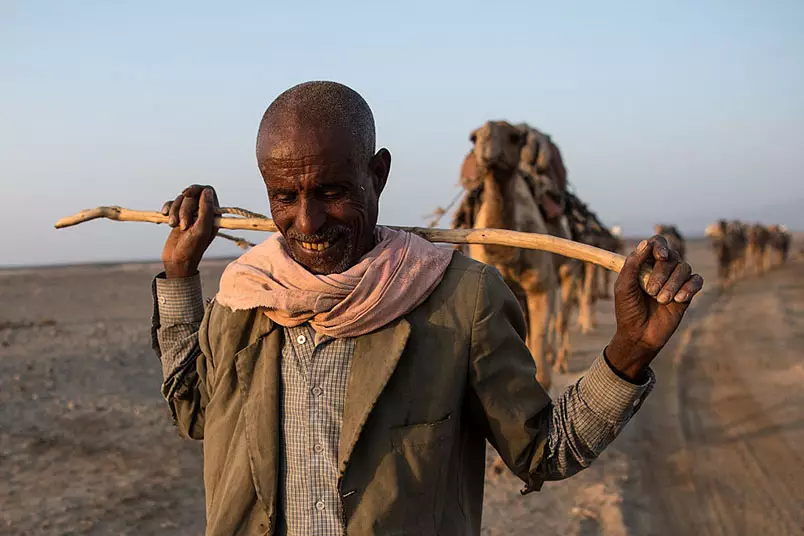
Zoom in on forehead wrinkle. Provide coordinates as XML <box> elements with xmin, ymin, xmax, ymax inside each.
<box><xmin>260</xmin><ymin>150</ymin><xmax>358</xmax><ymax>175</ymax></box>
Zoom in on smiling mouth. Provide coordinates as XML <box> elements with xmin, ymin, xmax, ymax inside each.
<box><xmin>299</xmin><ymin>241</ymin><xmax>333</xmax><ymax>252</ymax></box>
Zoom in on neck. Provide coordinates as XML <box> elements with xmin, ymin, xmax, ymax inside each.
<box><xmin>483</xmin><ymin>168</ymin><xmax>516</xmax><ymax>229</ymax></box>
<box><xmin>479</xmin><ymin>168</ymin><xmax>518</xmax><ymax>263</ymax></box>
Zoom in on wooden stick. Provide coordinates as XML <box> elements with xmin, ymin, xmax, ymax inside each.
<box><xmin>54</xmin><ymin>205</ymin><xmax>649</xmax><ymax>286</ymax></box>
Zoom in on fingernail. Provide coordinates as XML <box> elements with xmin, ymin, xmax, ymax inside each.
<box><xmin>638</xmin><ymin>240</ymin><xmax>648</xmax><ymax>253</ymax></box>
<box><xmin>658</xmin><ymin>290</ymin><xmax>672</xmax><ymax>303</ymax></box>
<box><xmin>658</xmin><ymin>248</ymin><xmax>669</xmax><ymax>260</ymax></box>
<box><xmin>674</xmin><ymin>292</ymin><xmax>689</xmax><ymax>303</ymax></box>
<box><xmin>648</xmin><ymin>283</ymin><xmax>660</xmax><ymax>295</ymax></box>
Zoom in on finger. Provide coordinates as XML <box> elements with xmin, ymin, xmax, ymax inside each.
<box><xmin>179</xmin><ymin>194</ymin><xmax>199</xmax><ymax>231</ymax></box>
<box><xmin>203</xmin><ymin>185</ymin><xmax>219</xmax><ymax>206</ymax></box>
<box><xmin>195</xmin><ymin>188</ymin><xmax>218</xmax><ymax>238</ymax></box>
<box><xmin>182</xmin><ymin>184</ymin><xmax>205</xmax><ymax>197</ymax></box>
<box><xmin>673</xmin><ymin>274</ymin><xmax>705</xmax><ymax>303</ymax></box>
<box><xmin>646</xmin><ymin>248</ymin><xmax>679</xmax><ymax>297</ymax></box>
<box><xmin>161</xmin><ymin>201</ymin><xmax>173</xmax><ymax>216</ymax></box>
<box><xmin>618</xmin><ymin>239</ymin><xmax>654</xmax><ymax>283</ymax></box>
<box><xmin>168</xmin><ymin>194</ymin><xmax>184</xmax><ymax>227</ymax></box>
<box><xmin>657</xmin><ymin>261</ymin><xmax>692</xmax><ymax>304</ymax></box>
<box><xmin>650</xmin><ymin>235</ymin><xmax>670</xmax><ymax>262</ymax></box>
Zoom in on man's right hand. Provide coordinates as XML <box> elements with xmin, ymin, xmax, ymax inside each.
<box><xmin>161</xmin><ymin>184</ymin><xmax>219</xmax><ymax>279</ymax></box>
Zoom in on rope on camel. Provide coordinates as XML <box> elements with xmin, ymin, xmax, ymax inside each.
<box><xmin>54</xmin><ymin>204</ymin><xmax>652</xmax><ymax>289</ymax></box>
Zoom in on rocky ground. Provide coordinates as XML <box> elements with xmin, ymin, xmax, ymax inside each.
<box><xmin>1</xmin><ymin>240</ymin><xmax>802</xmax><ymax>535</ymax></box>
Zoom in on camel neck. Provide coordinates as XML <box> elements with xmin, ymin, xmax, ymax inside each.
<box><xmin>482</xmin><ymin>169</ymin><xmax>516</xmax><ymax>230</ymax></box>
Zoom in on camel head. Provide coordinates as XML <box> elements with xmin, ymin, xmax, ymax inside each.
<box><xmin>705</xmin><ymin>220</ymin><xmax>727</xmax><ymax>238</ymax></box>
<box><xmin>469</xmin><ymin>121</ymin><xmax>525</xmax><ymax>175</ymax></box>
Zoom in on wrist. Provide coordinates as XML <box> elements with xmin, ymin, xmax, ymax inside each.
<box><xmin>163</xmin><ymin>262</ymin><xmax>197</xmax><ymax>279</ymax></box>
<box><xmin>606</xmin><ymin>332</ymin><xmax>657</xmax><ymax>382</ymax></box>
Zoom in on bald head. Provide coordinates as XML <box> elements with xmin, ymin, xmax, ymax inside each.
<box><xmin>255</xmin><ymin>81</ymin><xmax>391</xmax><ymax>275</ymax></box>
<box><xmin>257</xmin><ymin>81</ymin><xmax>376</xmax><ymax>165</ymax></box>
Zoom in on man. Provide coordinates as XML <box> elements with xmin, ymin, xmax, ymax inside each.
<box><xmin>152</xmin><ymin>81</ymin><xmax>703</xmax><ymax>535</ymax></box>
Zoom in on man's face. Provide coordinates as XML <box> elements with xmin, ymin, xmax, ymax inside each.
<box><xmin>258</xmin><ymin>128</ymin><xmax>389</xmax><ymax>275</ymax></box>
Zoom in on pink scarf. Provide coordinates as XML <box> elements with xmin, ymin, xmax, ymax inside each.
<box><xmin>215</xmin><ymin>226</ymin><xmax>454</xmax><ymax>338</ymax></box>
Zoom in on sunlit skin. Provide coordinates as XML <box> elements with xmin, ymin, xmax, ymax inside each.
<box><xmin>257</xmin><ymin>124</ymin><xmax>391</xmax><ymax>275</ymax></box>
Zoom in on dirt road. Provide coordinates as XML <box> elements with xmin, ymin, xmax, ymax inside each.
<box><xmin>621</xmin><ymin>260</ymin><xmax>804</xmax><ymax>535</ymax></box>
<box><xmin>1</xmin><ymin>244</ymin><xmax>802</xmax><ymax>535</ymax></box>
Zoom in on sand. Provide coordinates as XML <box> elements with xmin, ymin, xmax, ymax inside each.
<box><xmin>1</xmin><ymin>240</ymin><xmax>802</xmax><ymax>535</ymax></box>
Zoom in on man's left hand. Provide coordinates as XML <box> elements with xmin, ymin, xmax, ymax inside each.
<box><xmin>606</xmin><ymin>235</ymin><xmax>704</xmax><ymax>381</ymax></box>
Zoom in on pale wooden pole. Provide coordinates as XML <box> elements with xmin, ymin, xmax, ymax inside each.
<box><xmin>54</xmin><ymin>205</ymin><xmax>649</xmax><ymax>287</ymax></box>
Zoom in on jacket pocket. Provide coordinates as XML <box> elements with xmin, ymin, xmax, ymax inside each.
<box><xmin>390</xmin><ymin>413</ymin><xmax>454</xmax><ymax>451</ymax></box>
<box><xmin>388</xmin><ymin>414</ymin><xmax>456</xmax><ymax>534</ymax></box>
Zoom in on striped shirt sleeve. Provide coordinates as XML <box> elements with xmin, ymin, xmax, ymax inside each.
<box><xmin>150</xmin><ymin>272</ymin><xmax>206</xmax><ymax>399</ymax></box>
<box><xmin>539</xmin><ymin>352</ymin><xmax>654</xmax><ymax>486</ymax></box>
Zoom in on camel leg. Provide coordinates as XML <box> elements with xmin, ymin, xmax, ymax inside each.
<box><xmin>544</xmin><ymin>290</ymin><xmax>561</xmax><ymax>367</ymax></box>
<box><xmin>579</xmin><ymin>263</ymin><xmax>596</xmax><ymax>335</ymax></box>
<box><xmin>601</xmin><ymin>268</ymin><xmax>613</xmax><ymax>300</ymax></box>
<box><xmin>553</xmin><ymin>266</ymin><xmax>578</xmax><ymax>374</ymax></box>
<box><xmin>522</xmin><ymin>281</ymin><xmax>554</xmax><ymax>391</ymax></box>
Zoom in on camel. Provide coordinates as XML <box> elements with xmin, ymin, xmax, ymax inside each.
<box><xmin>705</xmin><ymin>219</ymin><xmax>747</xmax><ymax>290</ymax></box>
<box><xmin>726</xmin><ymin>220</ymin><xmax>748</xmax><ymax>280</ymax></box>
<box><xmin>747</xmin><ymin>223</ymin><xmax>771</xmax><ymax>275</ymax></box>
<box><xmin>452</xmin><ymin>120</ymin><xmax>558</xmax><ymax>390</ymax></box>
<box><xmin>654</xmin><ymin>224</ymin><xmax>686</xmax><ymax>261</ymax></box>
<box><xmin>513</xmin><ymin>123</ymin><xmax>581</xmax><ymax>373</ymax></box>
<box><xmin>513</xmin><ymin>124</ymin><xmax>618</xmax><ymax>370</ymax></box>
<box><xmin>767</xmin><ymin>225</ymin><xmax>791</xmax><ymax>267</ymax></box>
<box><xmin>562</xmin><ymin>194</ymin><xmax>612</xmax><ymax>336</ymax></box>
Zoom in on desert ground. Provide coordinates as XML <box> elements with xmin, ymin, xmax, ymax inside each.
<box><xmin>1</xmin><ymin>238</ymin><xmax>802</xmax><ymax>535</ymax></box>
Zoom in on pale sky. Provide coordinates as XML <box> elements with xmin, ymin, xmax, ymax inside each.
<box><xmin>2</xmin><ymin>0</ymin><xmax>803</xmax><ymax>267</ymax></box>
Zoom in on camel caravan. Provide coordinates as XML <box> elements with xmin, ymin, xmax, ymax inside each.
<box><xmin>705</xmin><ymin>220</ymin><xmax>792</xmax><ymax>290</ymax></box>
<box><xmin>450</xmin><ymin>121</ymin><xmax>622</xmax><ymax>390</ymax></box>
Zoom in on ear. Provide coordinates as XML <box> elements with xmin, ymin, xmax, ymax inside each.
<box><xmin>369</xmin><ymin>148</ymin><xmax>391</xmax><ymax>195</ymax></box>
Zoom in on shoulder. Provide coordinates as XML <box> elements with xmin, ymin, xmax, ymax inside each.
<box><xmin>431</xmin><ymin>251</ymin><xmax>488</xmax><ymax>301</ymax></box>
<box><xmin>413</xmin><ymin>251</ymin><xmax>511</xmax><ymax>323</ymax></box>
<box><xmin>441</xmin><ymin>252</ymin><xmax>508</xmax><ymax>296</ymax></box>
<box><xmin>201</xmin><ymin>299</ymin><xmax>276</xmax><ymax>351</ymax></box>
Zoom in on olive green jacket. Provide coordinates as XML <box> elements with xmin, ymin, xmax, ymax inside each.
<box><xmin>168</xmin><ymin>255</ymin><xmax>560</xmax><ymax>534</ymax></box>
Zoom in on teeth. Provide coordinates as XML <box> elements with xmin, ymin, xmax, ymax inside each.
<box><xmin>300</xmin><ymin>241</ymin><xmax>330</xmax><ymax>251</ymax></box>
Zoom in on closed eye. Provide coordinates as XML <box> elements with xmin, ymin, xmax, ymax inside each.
<box><xmin>270</xmin><ymin>189</ymin><xmax>298</xmax><ymax>204</ymax></box>
<box><xmin>318</xmin><ymin>185</ymin><xmax>348</xmax><ymax>199</ymax></box>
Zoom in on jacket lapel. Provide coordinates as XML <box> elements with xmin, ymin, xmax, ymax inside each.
<box><xmin>234</xmin><ymin>314</ymin><xmax>282</xmax><ymax>520</ymax></box>
<box><xmin>338</xmin><ymin>318</ymin><xmax>411</xmax><ymax>473</ymax></box>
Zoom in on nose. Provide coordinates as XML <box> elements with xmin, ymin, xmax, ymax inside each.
<box><xmin>294</xmin><ymin>196</ymin><xmax>326</xmax><ymax>237</ymax></box>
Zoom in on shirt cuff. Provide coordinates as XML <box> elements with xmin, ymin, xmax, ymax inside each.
<box><xmin>577</xmin><ymin>353</ymin><xmax>655</xmax><ymax>426</ymax></box>
<box><xmin>154</xmin><ymin>272</ymin><xmax>205</xmax><ymax>324</ymax></box>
